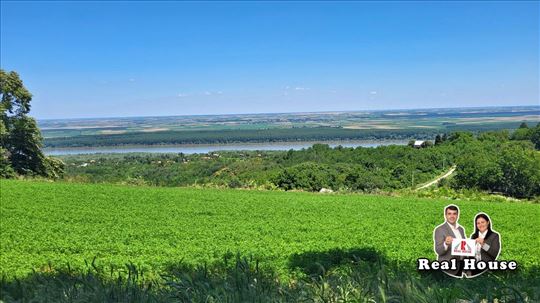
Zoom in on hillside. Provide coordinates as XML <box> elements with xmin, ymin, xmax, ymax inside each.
<box><xmin>2</xmin><ymin>179</ymin><xmax>539</xmax><ymax>278</ymax></box>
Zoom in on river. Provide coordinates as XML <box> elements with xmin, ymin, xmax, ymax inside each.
<box><xmin>43</xmin><ymin>140</ymin><xmax>409</xmax><ymax>156</ymax></box>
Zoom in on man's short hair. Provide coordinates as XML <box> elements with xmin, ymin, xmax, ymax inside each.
<box><xmin>445</xmin><ymin>205</ymin><xmax>459</xmax><ymax>214</ymax></box>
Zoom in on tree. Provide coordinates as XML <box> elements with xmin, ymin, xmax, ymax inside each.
<box><xmin>498</xmin><ymin>145</ymin><xmax>540</xmax><ymax>198</ymax></box>
<box><xmin>453</xmin><ymin>151</ymin><xmax>502</xmax><ymax>192</ymax></box>
<box><xmin>273</xmin><ymin>162</ymin><xmax>336</xmax><ymax>191</ymax></box>
<box><xmin>434</xmin><ymin>134</ymin><xmax>442</xmax><ymax>145</ymax></box>
<box><xmin>447</xmin><ymin>131</ymin><xmax>474</xmax><ymax>144</ymax></box>
<box><xmin>8</xmin><ymin>116</ymin><xmax>47</xmax><ymax>175</ymax></box>
<box><xmin>530</xmin><ymin>124</ymin><xmax>540</xmax><ymax>150</ymax></box>
<box><xmin>452</xmin><ymin>142</ymin><xmax>540</xmax><ymax>198</ymax></box>
<box><xmin>0</xmin><ymin>116</ymin><xmax>14</xmax><ymax>177</ymax></box>
<box><xmin>0</xmin><ymin>69</ymin><xmax>64</xmax><ymax>178</ymax></box>
<box><xmin>519</xmin><ymin>122</ymin><xmax>529</xmax><ymax>129</ymax></box>
<box><xmin>478</xmin><ymin>130</ymin><xmax>510</xmax><ymax>142</ymax></box>
<box><xmin>421</xmin><ymin>141</ymin><xmax>433</xmax><ymax>148</ymax></box>
<box><xmin>511</xmin><ymin>128</ymin><xmax>532</xmax><ymax>141</ymax></box>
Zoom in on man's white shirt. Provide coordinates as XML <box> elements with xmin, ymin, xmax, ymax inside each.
<box><xmin>443</xmin><ymin>222</ymin><xmax>463</xmax><ymax>250</ymax></box>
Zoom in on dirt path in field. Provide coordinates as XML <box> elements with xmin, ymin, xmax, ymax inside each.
<box><xmin>416</xmin><ymin>165</ymin><xmax>456</xmax><ymax>190</ymax></box>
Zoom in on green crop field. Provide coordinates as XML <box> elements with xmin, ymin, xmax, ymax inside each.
<box><xmin>1</xmin><ymin>179</ymin><xmax>539</xmax><ymax>280</ymax></box>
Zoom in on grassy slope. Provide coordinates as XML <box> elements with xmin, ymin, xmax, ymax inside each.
<box><xmin>1</xmin><ymin>179</ymin><xmax>539</xmax><ymax>279</ymax></box>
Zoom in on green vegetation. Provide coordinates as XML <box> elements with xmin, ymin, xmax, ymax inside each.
<box><xmin>60</xmin><ymin>143</ymin><xmax>454</xmax><ymax>192</ymax></box>
<box><xmin>59</xmin><ymin>126</ymin><xmax>540</xmax><ymax>199</ymax></box>
<box><xmin>44</xmin><ymin>127</ymin><xmax>441</xmax><ymax>148</ymax></box>
<box><xmin>0</xmin><ymin>70</ymin><xmax>64</xmax><ymax>178</ymax></box>
<box><xmin>511</xmin><ymin>122</ymin><xmax>540</xmax><ymax>149</ymax></box>
<box><xmin>1</xmin><ymin>180</ymin><xmax>539</xmax><ymax>301</ymax></box>
<box><xmin>2</xmin><ymin>179</ymin><xmax>539</xmax><ymax>275</ymax></box>
<box><xmin>1</xmin><ymin>71</ymin><xmax>539</xmax><ymax>301</ymax></box>
<box><xmin>3</xmin><ymin>254</ymin><xmax>539</xmax><ymax>302</ymax></box>
<box><xmin>43</xmin><ymin>121</ymin><xmax>539</xmax><ymax>148</ymax></box>
<box><xmin>3</xmin><ymin>124</ymin><xmax>540</xmax><ymax>301</ymax></box>
<box><xmin>448</xmin><ymin>127</ymin><xmax>540</xmax><ymax>198</ymax></box>
<box><xmin>453</xmin><ymin>141</ymin><xmax>540</xmax><ymax>198</ymax></box>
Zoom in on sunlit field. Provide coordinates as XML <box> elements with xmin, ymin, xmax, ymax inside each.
<box><xmin>2</xmin><ymin>179</ymin><xmax>539</xmax><ymax>278</ymax></box>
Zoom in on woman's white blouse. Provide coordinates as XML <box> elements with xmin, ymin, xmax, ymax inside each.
<box><xmin>475</xmin><ymin>231</ymin><xmax>488</xmax><ymax>261</ymax></box>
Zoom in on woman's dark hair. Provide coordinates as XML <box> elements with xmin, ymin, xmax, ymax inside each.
<box><xmin>471</xmin><ymin>213</ymin><xmax>493</xmax><ymax>240</ymax></box>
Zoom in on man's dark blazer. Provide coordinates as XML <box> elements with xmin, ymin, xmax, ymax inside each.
<box><xmin>433</xmin><ymin>222</ymin><xmax>466</xmax><ymax>276</ymax></box>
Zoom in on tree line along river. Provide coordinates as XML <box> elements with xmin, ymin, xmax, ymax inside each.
<box><xmin>43</xmin><ymin>140</ymin><xmax>409</xmax><ymax>155</ymax></box>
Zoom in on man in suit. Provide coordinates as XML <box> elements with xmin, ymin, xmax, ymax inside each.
<box><xmin>433</xmin><ymin>204</ymin><xmax>466</xmax><ymax>277</ymax></box>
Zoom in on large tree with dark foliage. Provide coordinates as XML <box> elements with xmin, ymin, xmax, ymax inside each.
<box><xmin>0</xmin><ymin>70</ymin><xmax>64</xmax><ymax>178</ymax></box>
<box><xmin>530</xmin><ymin>123</ymin><xmax>540</xmax><ymax>150</ymax></box>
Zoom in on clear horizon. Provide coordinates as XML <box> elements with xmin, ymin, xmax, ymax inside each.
<box><xmin>2</xmin><ymin>1</ymin><xmax>539</xmax><ymax>119</ymax></box>
<box><xmin>35</xmin><ymin>104</ymin><xmax>540</xmax><ymax>122</ymax></box>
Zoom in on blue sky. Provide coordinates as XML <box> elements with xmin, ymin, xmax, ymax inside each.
<box><xmin>1</xmin><ymin>1</ymin><xmax>538</xmax><ymax>119</ymax></box>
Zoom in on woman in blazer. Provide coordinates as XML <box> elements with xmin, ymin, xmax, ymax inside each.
<box><xmin>468</xmin><ymin>213</ymin><xmax>501</xmax><ymax>277</ymax></box>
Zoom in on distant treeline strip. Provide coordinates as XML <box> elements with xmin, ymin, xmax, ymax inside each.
<box><xmin>43</xmin><ymin>124</ymin><xmax>525</xmax><ymax>148</ymax></box>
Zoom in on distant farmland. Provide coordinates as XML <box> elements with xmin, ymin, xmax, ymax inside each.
<box><xmin>40</xmin><ymin>106</ymin><xmax>540</xmax><ymax>147</ymax></box>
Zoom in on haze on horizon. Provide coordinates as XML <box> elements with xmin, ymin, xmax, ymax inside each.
<box><xmin>33</xmin><ymin>105</ymin><xmax>540</xmax><ymax>123</ymax></box>
<box><xmin>1</xmin><ymin>1</ymin><xmax>538</xmax><ymax>120</ymax></box>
